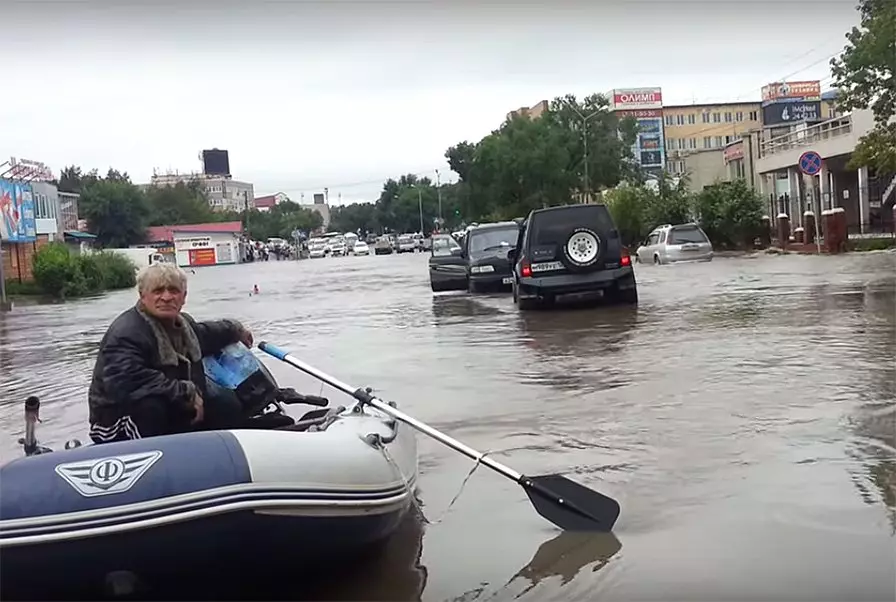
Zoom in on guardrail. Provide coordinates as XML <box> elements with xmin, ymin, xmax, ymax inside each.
<box><xmin>759</xmin><ymin>115</ymin><xmax>853</xmax><ymax>157</ymax></box>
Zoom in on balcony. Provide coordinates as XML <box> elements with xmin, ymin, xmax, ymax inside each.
<box><xmin>754</xmin><ymin>109</ymin><xmax>876</xmax><ymax>175</ymax></box>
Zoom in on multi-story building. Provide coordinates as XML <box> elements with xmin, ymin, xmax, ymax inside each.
<box><xmin>506</xmin><ymin>100</ymin><xmax>549</xmax><ymax>121</ymax></box>
<box><xmin>253</xmin><ymin>192</ymin><xmax>290</xmax><ymax>212</ymax></box>
<box><xmin>148</xmin><ymin>172</ymin><xmax>255</xmax><ymax>213</ymax></box>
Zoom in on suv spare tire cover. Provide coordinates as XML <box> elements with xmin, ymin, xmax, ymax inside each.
<box><xmin>561</xmin><ymin>227</ymin><xmax>602</xmax><ymax>271</ymax></box>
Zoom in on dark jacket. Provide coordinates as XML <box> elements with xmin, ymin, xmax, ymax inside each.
<box><xmin>88</xmin><ymin>305</ymin><xmax>244</xmax><ymax>436</ymax></box>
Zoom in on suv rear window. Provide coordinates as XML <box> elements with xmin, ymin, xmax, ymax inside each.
<box><xmin>668</xmin><ymin>225</ymin><xmax>708</xmax><ymax>244</ymax></box>
<box><xmin>530</xmin><ymin>205</ymin><xmax>615</xmax><ymax>246</ymax></box>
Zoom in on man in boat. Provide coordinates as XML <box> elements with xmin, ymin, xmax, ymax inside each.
<box><xmin>87</xmin><ymin>262</ymin><xmax>254</xmax><ymax>444</ymax></box>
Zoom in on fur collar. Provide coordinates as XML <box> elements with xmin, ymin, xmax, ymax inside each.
<box><xmin>136</xmin><ymin>303</ymin><xmax>202</xmax><ymax>366</ymax></box>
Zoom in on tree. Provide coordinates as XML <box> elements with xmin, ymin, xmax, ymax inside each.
<box><xmin>78</xmin><ymin>178</ymin><xmax>150</xmax><ymax>248</ymax></box>
<box><xmin>57</xmin><ymin>165</ymin><xmax>100</xmax><ymax>194</ymax></box>
<box><xmin>830</xmin><ymin>0</ymin><xmax>896</xmax><ymax>174</ymax></box>
<box><xmin>692</xmin><ymin>179</ymin><xmax>765</xmax><ymax>249</ymax></box>
<box><xmin>442</xmin><ymin>91</ymin><xmax>638</xmax><ymax>223</ymax></box>
<box><xmin>146</xmin><ymin>180</ymin><xmax>215</xmax><ymax>226</ymax></box>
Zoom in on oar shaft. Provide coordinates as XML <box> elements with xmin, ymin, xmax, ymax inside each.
<box><xmin>259</xmin><ymin>342</ymin><xmax>523</xmax><ymax>482</ymax></box>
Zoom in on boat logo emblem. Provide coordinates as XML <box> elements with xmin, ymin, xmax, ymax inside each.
<box><xmin>55</xmin><ymin>451</ymin><xmax>163</xmax><ymax>498</ymax></box>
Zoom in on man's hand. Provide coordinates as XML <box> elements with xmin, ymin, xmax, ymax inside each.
<box><xmin>191</xmin><ymin>393</ymin><xmax>205</xmax><ymax>425</ymax></box>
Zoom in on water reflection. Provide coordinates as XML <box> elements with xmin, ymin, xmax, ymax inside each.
<box><xmin>448</xmin><ymin>531</ymin><xmax>622</xmax><ymax>602</ymax></box>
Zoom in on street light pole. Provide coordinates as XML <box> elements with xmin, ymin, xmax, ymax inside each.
<box><xmin>562</xmin><ymin>101</ymin><xmax>602</xmax><ymax>203</ymax></box>
<box><xmin>417</xmin><ymin>187</ymin><xmax>424</xmax><ymax>234</ymax></box>
<box><xmin>435</xmin><ymin>169</ymin><xmax>443</xmax><ymax>223</ymax></box>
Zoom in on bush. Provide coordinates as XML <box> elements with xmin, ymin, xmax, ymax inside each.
<box><xmin>87</xmin><ymin>252</ymin><xmax>137</xmax><ymax>290</ymax></box>
<box><xmin>692</xmin><ymin>179</ymin><xmax>764</xmax><ymax>249</ymax></box>
<box><xmin>31</xmin><ymin>243</ymin><xmax>137</xmax><ymax>299</ymax></box>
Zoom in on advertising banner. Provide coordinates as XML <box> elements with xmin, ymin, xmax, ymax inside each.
<box><xmin>0</xmin><ymin>179</ymin><xmax>37</xmax><ymax>242</ymax></box>
<box><xmin>189</xmin><ymin>248</ymin><xmax>217</xmax><ymax>266</ymax></box>
<box><xmin>611</xmin><ymin>87</ymin><xmax>663</xmax><ymax>111</ymax></box>
<box><xmin>761</xmin><ymin>81</ymin><xmax>821</xmax><ymax>106</ymax></box>
<box><xmin>635</xmin><ymin>117</ymin><xmax>665</xmax><ymax>169</ymax></box>
<box><xmin>762</xmin><ymin>101</ymin><xmax>822</xmax><ymax>126</ymax></box>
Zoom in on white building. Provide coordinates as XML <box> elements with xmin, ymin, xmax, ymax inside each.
<box><xmin>148</xmin><ymin>172</ymin><xmax>255</xmax><ymax>213</ymax></box>
<box><xmin>145</xmin><ymin>222</ymin><xmax>245</xmax><ymax>268</ymax></box>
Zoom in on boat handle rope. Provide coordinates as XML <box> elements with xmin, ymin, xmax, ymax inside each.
<box><xmin>368</xmin><ymin>434</ymin><xmax>494</xmax><ymax>527</ymax></box>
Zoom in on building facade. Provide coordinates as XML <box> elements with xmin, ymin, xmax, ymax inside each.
<box><xmin>254</xmin><ymin>192</ymin><xmax>290</xmax><ymax>212</ymax></box>
<box><xmin>143</xmin><ymin>221</ymin><xmax>245</xmax><ymax>268</ymax></box>
<box><xmin>506</xmin><ymin>100</ymin><xmax>549</xmax><ymax>121</ymax></box>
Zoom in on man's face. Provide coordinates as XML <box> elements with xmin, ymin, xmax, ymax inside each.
<box><xmin>140</xmin><ymin>283</ymin><xmax>186</xmax><ymax>321</ymax></box>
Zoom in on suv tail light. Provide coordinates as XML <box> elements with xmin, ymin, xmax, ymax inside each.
<box><xmin>620</xmin><ymin>255</ymin><xmax>631</xmax><ymax>267</ymax></box>
<box><xmin>521</xmin><ymin>261</ymin><xmax>532</xmax><ymax>278</ymax></box>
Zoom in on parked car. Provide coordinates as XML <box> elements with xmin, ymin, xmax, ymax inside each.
<box><xmin>308</xmin><ymin>239</ymin><xmax>328</xmax><ymax>258</ymax></box>
<box><xmin>374</xmin><ymin>236</ymin><xmax>394</xmax><ymax>255</ymax></box>
<box><xmin>353</xmin><ymin>240</ymin><xmax>370</xmax><ymax>256</ymax></box>
<box><xmin>508</xmin><ymin>204</ymin><xmax>638</xmax><ymax>309</ymax></box>
<box><xmin>464</xmin><ymin>221</ymin><xmax>520</xmax><ymax>293</ymax></box>
<box><xmin>397</xmin><ymin>234</ymin><xmax>417</xmax><ymax>253</ymax></box>
<box><xmin>635</xmin><ymin>223</ymin><xmax>714</xmax><ymax>264</ymax></box>
<box><xmin>428</xmin><ymin>233</ymin><xmax>467</xmax><ymax>292</ymax></box>
<box><xmin>328</xmin><ymin>238</ymin><xmax>347</xmax><ymax>257</ymax></box>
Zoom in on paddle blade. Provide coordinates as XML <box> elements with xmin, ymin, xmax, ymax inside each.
<box><xmin>522</xmin><ymin>474</ymin><xmax>620</xmax><ymax>532</ymax></box>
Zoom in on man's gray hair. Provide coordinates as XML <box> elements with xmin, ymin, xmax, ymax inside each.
<box><xmin>137</xmin><ymin>262</ymin><xmax>188</xmax><ymax>294</ymax></box>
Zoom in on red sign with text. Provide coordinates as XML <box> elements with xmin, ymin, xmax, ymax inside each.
<box><xmin>189</xmin><ymin>248</ymin><xmax>216</xmax><ymax>266</ymax></box>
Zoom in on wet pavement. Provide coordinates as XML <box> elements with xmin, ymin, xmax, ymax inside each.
<box><xmin>1</xmin><ymin>250</ymin><xmax>894</xmax><ymax>601</ymax></box>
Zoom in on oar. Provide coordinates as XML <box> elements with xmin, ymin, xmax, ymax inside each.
<box><xmin>257</xmin><ymin>341</ymin><xmax>621</xmax><ymax>532</ymax></box>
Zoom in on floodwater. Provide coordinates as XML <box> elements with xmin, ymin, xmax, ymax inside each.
<box><xmin>1</xmin><ymin>250</ymin><xmax>894</xmax><ymax>601</ymax></box>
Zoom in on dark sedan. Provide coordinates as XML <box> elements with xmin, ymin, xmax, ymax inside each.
<box><xmin>464</xmin><ymin>222</ymin><xmax>520</xmax><ymax>293</ymax></box>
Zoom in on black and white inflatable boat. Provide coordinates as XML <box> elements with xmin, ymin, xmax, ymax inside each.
<box><xmin>0</xmin><ymin>344</ymin><xmax>418</xmax><ymax>599</ymax></box>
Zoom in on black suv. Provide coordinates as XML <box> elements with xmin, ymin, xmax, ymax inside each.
<box><xmin>508</xmin><ymin>204</ymin><xmax>638</xmax><ymax>309</ymax></box>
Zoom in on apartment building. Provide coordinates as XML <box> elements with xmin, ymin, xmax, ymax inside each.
<box><xmin>506</xmin><ymin>100</ymin><xmax>549</xmax><ymax>121</ymax></box>
<box><xmin>148</xmin><ymin>172</ymin><xmax>255</xmax><ymax>213</ymax></box>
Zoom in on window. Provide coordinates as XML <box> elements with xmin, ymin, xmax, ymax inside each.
<box><xmin>702</xmin><ymin>112</ymin><xmax>710</xmax><ymax>123</ymax></box>
<box><xmin>725</xmin><ymin>135</ymin><xmax>733</xmax><ymax>144</ymax></box>
<box><xmin>749</xmin><ymin>110</ymin><xmax>758</xmax><ymax>121</ymax></box>
<box><xmin>712</xmin><ymin>113</ymin><xmax>721</xmax><ymax>123</ymax></box>
<box><xmin>714</xmin><ymin>135</ymin><xmax>724</xmax><ymax>147</ymax></box>
<box><xmin>665</xmin><ymin>115</ymin><xmax>674</xmax><ymax>126</ymax></box>
<box><xmin>688</xmin><ymin>114</ymin><xmax>696</xmax><ymax>125</ymax></box>
<box><xmin>703</xmin><ymin>136</ymin><xmax>712</xmax><ymax>149</ymax></box>
<box><xmin>736</xmin><ymin>111</ymin><xmax>744</xmax><ymax>121</ymax></box>
<box><xmin>725</xmin><ymin>112</ymin><xmax>733</xmax><ymax>122</ymax></box>
<box><xmin>668</xmin><ymin>225</ymin><xmax>709</xmax><ymax>244</ymax></box>
<box><xmin>666</xmin><ymin>138</ymin><xmax>675</xmax><ymax>150</ymax></box>
<box><xmin>431</xmin><ymin>234</ymin><xmax>461</xmax><ymax>257</ymax></box>
<box><xmin>689</xmin><ymin>138</ymin><xmax>697</xmax><ymax>149</ymax></box>
<box><xmin>676</xmin><ymin>114</ymin><xmax>686</xmax><ymax>125</ymax></box>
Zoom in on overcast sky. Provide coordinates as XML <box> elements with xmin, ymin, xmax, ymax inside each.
<box><xmin>5</xmin><ymin>0</ymin><xmax>859</xmax><ymax>204</ymax></box>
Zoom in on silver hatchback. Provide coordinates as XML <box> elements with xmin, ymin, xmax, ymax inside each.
<box><xmin>635</xmin><ymin>223</ymin><xmax>714</xmax><ymax>264</ymax></box>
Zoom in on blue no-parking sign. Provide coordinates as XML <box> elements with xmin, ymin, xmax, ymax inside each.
<box><xmin>798</xmin><ymin>150</ymin><xmax>823</xmax><ymax>176</ymax></box>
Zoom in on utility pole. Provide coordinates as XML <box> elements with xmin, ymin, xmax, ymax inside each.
<box><xmin>562</xmin><ymin>100</ymin><xmax>602</xmax><ymax>203</ymax></box>
<box><xmin>435</xmin><ymin>168</ymin><xmax>443</xmax><ymax>224</ymax></box>
<box><xmin>0</xmin><ymin>245</ymin><xmax>9</xmax><ymax>312</ymax></box>
<box><xmin>417</xmin><ymin>187</ymin><xmax>424</xmax><ymax>234</ymax></box>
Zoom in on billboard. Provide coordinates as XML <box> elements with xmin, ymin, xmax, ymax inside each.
<box><xmin>634</xmin><ymin>117</ymin><xmax>666</xmax><ymax>170</ymax></box>
<box><xmin>0</xmin><ymin>179</ymin><xmax>37</xmax><ymax>242</ymax></box>
<box><xmin>610</xmin><ymin>87</ymin><xmax>663</xmax><ymax>111</ymax></box>
<box><xmin>761</xmin><ymin>81</ymin><xmax>821</xmax><ymax>106</ymax></box>
<box><xmin>762</xmin><ymin>101</ymin><xmax>822</xmax><ymax>126</ymax></box>
<box><xmin>201</xmin><ymin>149</ymin><xmax>230</xmax><ymax>176</ymax></box>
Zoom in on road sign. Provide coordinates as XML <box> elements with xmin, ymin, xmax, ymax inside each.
<box><xmin>798</xmin><ymin>150</ymin><xmax>823</xmax><ymax>176</ymax></box>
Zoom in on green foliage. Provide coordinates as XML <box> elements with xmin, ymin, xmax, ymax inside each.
<box><xmin>849</xmin><ymin>236</ymin><xmax>896</xmax><ymax>252</ymax></box>
<box><xmin>78</xmin><ymin>179</ymin><xmax>150</xmax><ymax>248</ymax></box>
<box><xmin>32</xmin><ymin>243</ymin><xmax>136</xmax><ymax>300</ymax></box>
<box><xmin>3</xmin><ymin>279</ymin><xmax>43</xmax><ymax>296</ymax></box>
<box><xmin>442</xmin><ymin>92</ymin><xmax>636</xmax><ymax>225</ymax></box>
<box><xmin>146</xmin><ymin>181</ymin><xmax>216</xmax><ymax>226</ymax></box>
<box><xmin>604</xmin><ymin>186</ymin><xmax>650</xmax><ymax>247</ymax></box>
<box><xmin>830</xmin><ymin>0</ymin><xmax>896</xmax><ymax>174</ymax></box>
<box><xmin>692</xmin><ymin>179</ymin><xmax>765</xmax><ymax>249</ymax></box>
<box><xmin>32</xmin><ymin>243</ymin><xmax>86</xmax><ymax>299</ymax></box>
<box><xmin>245</xmin><ymin>201</ymin><xmax>323</xmax><ymax>241</ymax></box>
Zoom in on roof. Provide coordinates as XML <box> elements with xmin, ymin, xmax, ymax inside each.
<box><xmin>145</xmin><ymin>221</ymin><xmax>243</xmax><ymax>242</ymax></box>
<box><xmin>470</xmin><ymin>221</ymin><xmax>520</xmax><ymax>231</ymax></box>
<box><xmin>254</xmin><ymin>194</ymin><xmax>277</xmax><ymax>209</ymax></box>
<box><xmin>63</xmin><ymin>230</ymin><xmax>97</xmax><ymax>240</ymax></box>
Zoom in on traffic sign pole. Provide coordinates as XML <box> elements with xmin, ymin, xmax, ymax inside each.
<box><xmin>797</xmin><ymin>150</ymin><xmax>824</xmax><ymax>254</ymax></box>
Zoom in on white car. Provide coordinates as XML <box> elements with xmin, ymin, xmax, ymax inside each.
<box><xmin>353</xmin><ymin>241</ymin><xmax>370</xmax><ymax>256</ymax></box>
<box><xmin>328</xmin><ymin>240</ymin><xmax>347</xmax><ymax>257</ymax></box>
<box><xmin>636</xmin><ymin>223</ymin><xmax>714</xmax><ymax>264</ymax></box>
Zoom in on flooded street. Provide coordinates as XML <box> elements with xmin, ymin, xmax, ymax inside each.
<box><xmin>1</xmin><ymin>251</ymin><xmax>894</xmax><ymax>601</ymax></box>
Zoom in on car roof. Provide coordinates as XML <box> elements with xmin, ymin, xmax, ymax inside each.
<box><xmin>530</xmin><ymin>203</ymin><xmax>609</xmax><ymax>216</ymax></box>
<box><xmin>469</xmin><ymin>221</ymin><xmax>520</xmax><ymax>231</ymax></box>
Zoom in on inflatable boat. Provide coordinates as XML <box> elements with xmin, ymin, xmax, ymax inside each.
<box><xmin>0</xmin><ymin>344</ymin><xmax>418</xmax><ymax>600</ymax></box>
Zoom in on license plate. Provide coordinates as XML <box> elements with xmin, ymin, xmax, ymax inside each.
<box><xmin>530</xmin><ymin>261</ymin><xmax>563</xmax><ymax>273</ymax></box>
<box><xmin>502</xmin><ymin>277</ymin><xmax>513</xmax><ymax>284</ymax></box>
